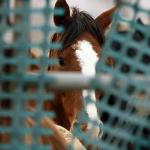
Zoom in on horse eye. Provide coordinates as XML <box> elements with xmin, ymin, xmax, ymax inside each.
<box><xmin>58</xmin><ymin>57</ymin><xmax>65</xmax><ymax>66</ymax></box>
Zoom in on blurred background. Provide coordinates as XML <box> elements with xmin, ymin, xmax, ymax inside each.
<box><xmin>30</xmin><ymin>0</ymin><xmax>150</xmax><ymax>23</ymax></box>
<box><xmin>30</xmin><ymin>0</ymin><xmax>114</xmax><ymax>17</ymax></box>
<box><xmin>51</xmin><ymin>0</ymin><xmax>114</xmax><ymax>17</ymax></box>
<box><xmin>8</xmin><ymin>0</ymin><xmax>150</xmax><ymax>56</ymax></box>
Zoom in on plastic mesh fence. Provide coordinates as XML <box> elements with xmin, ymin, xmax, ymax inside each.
<box><xmin>0</xmin><ymin>0</ymin><xmax>61</xmax><ymax>150</ymax></box>
<box><xmin>0</xmin><ymin>0</ymin><xmax>150</xmax><ymax>150</ymax></box>
<box><xmin>96</xmin><ymin>1</ymin><xmax>150</xmax><ymax>150</ymax></box>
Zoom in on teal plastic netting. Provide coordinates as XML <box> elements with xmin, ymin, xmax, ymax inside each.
<box><xmin>0</xmin><ymin>0</ymin><xmax>150</xmax><ymax>150</ymax></box>
<box><xmin>96</xmin><ymin>1</ymin><xmax>150</xmax><ymax>150</ymax></box>
<box><xmin>0</xmin><ymin>0</ymin><xmax>60</xmax><ymax>150</ymax></box>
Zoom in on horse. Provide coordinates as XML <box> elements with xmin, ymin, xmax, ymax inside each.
<box><xmin>0</xmin><ymin>0</ymin><xmax>116</xmax><ymax>149</ymax></box>
<box><xmin>47</xmin><ymin>0</ymin><xmax>115</xmax><ymax>147</ymax></box>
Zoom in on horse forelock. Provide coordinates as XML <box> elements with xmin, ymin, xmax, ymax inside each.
<box><xmin>59</xmin><ymin>8</ymin><xmax>104</xmax><ymax>49</ymax></box>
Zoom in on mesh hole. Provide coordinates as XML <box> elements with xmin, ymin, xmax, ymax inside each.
<box><xmin>15</xmin><ymin>1</ymin><xmax>23</xmax><ymax>8</ymax></box>
<box><xmin>96</xmin><ymin>90</ymin><xmax>105</xmax><ymax>101</ymax></box>
<box><xmin>142</xmin><ymin>127</ymin><xmax>150</xmax><ymax>138</ymax></box>
<box><xmin>25</xmin><ymin>100</ymin><xmax>37</xmax><ymax>112</ymax></box>
<box><xmin>14</xmin><ymin>32</ymin><xmax>22</xmax><ymax>42</ymax></box>
<box><xmin>3</xmin><ymin>48</ymin><xmax>18</xmax><ymax>58</ymax></box>
<box><xmin>0</xmin><ymin>133</ymin><xmax>11</xmax><ymax>144</ymax></box>
<box><xmin>111</xmin><ymin>40</ymin><xmax>122</xmax><ymax>52</ymax></box>
<box><xmin>24</xmin><ymin>117</ymin><xmax>35</xmax><ymax>128</ymax></box>
<box><xmin>0</xmin><ymin>99</ymin><xmax>12</xmax><ymax>110</ymax></box>
<box><xmin>140</xmin><ymin>146</ymin><xmax>150</xmax><ymax>150</ymax></box>
<box><xmin>3</xmin><ymin>30</ymin><xmax>22</xmax><ymax>44</ymax></box>
<box><xmin>136</xmin><ymin>69</ymin><xmax>144</xmax><ymax>74</ymax></box>
<box><xmin>141</xmin><ymin>54</ymin><xmax>150</xmax><ymax>65</ymax></box>
<box><xmin>29</xmin><ymin>48</ymin><xmax>43</xmax><ymax>58</ymax></box>
<box><xmin>126</xmin><ymin>85</ymin><xmax>136</xmax><ymax>95</ymax></box>
<box><xmin>1</xmin><ymin>81</ymin><xmax>17</xmax><ymax>92</ymax></box>
<box><xmin>108</xmin><ymin>94</ymin><xmax>117</xmax><ymax>106</ymax></box>
<box><xmin>110</xmin><ymin>136</ymin><xmax>117</xmax><ymax>144</ymax></box>
<box><xmin>119</xmin><ymin>6</ymin><xmax>135</xmax><ymax>21</ymax></box>
<box><xmin>131</xmin><ymin>106</ymin><xmax>136</xmax><ymax>114</ymax></box>
<box><xmin>22</xmin><ymin>134</ymin><xmax>33</xmax><ymax>145</ymax></box>
<box><xmin>106</xmin><ymin>56</ymin><xmax>117</xmax><ymax>67</ymax></box>
<box><xmin>44</xmin><ymin>83</ymin><xmax>52</xmax><ymax>93</ymax></box>
<box><xmin>43</xmin><ymin>100</ymin><xmax>53</xmax><ymax>111</ymax></box>
<box><xmin>23</xmin><ymin>82</ymin><xmax>38</xmax><ymax>93</ymax></box>
<box><xmin>3</xmin><ymin>29</ymin><xmax>14</xmax><ymax>44</ymax></box>
<box><xmin>127</xmin><ymin>142</ymin><xmax>135</xmax><ymax>150</ymax></box>
<box><xmin>30</xmin><ymin>13</ymin><xmax>45</xmax><ymax>26</ymax></box>
<box><xmin>120</xmin><ymin>63</ymin><xmax>131</xmax><ymax>73</ymax></box>
<box><xmin>101</xmin><ymin>112</ymin><xmax>110</xmax><ymax>123</ymax></box>
<box><xmin>13</xmin><ymin>14</ymin><xmax>24</xmax><ymax>25</ymax></box>
<box><xmin>2</xmin><ymin>64</ymin><xmax>17</xmax><ymax>74</ymax></box>
<box><xmin>30</xmin><ymin>30</ymin><xmax>44</xmax><ymax>44</ymax></box>
<box><xmin>126</xmin><ymin>47</ymin><xmax>137</xmax><ymax>58</ymax></box>
<box><xmin>0</xmin><ymin>116</ymin><xmax>12</xmax><ymax>126</ymax></box>
<box><xmin>137</xmin><ymin>90</ymin><xmax>146</xmax><ymax>100</ymax></box>
<box><xmin>28</xmin><ymin>64</ymin><xmax>40</xmax><ymax>72</ymax></box>
<box><xmin>40</xmin><ymin>135</ymin><xmax>52</xmax><ymax>145</ymax></box>
<box><xmin>132</xmin><ymin>29</ymin><xmax>145</xmax><ymax>42</ymax></box>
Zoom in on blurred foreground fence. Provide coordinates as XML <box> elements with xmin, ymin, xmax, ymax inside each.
<box><xmin>0</xmin><ymin>0</ymin><xmax>150</xmax><ymax>150</ymax></box>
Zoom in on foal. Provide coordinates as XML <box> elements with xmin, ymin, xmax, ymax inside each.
<box><xmin>48</xmin><ymin>0</ymin><xmax>115</xmax><ymax>140</ymax></box>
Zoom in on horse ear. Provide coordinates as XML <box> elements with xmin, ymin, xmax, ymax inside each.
<box><xmin>95</xmin><ymin>7</ymin><xmax>116</xmax><ymax>32</ymax></box>
<box><xmin>54</xmin><ymin>0</ymin><xmax>70</xmax><ymax>26</ymax></box>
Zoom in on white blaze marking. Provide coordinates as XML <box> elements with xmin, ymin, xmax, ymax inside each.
<box><xmin>75</xmin><ymin>40</ymin><xmax>103</xmax><ymax>138</ymax></box>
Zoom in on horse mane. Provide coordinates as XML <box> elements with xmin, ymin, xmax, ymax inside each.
<box><xmin>55</xmin><ymin>8</ymin><xmax>104</xmax><ymax>48</ymax></box>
